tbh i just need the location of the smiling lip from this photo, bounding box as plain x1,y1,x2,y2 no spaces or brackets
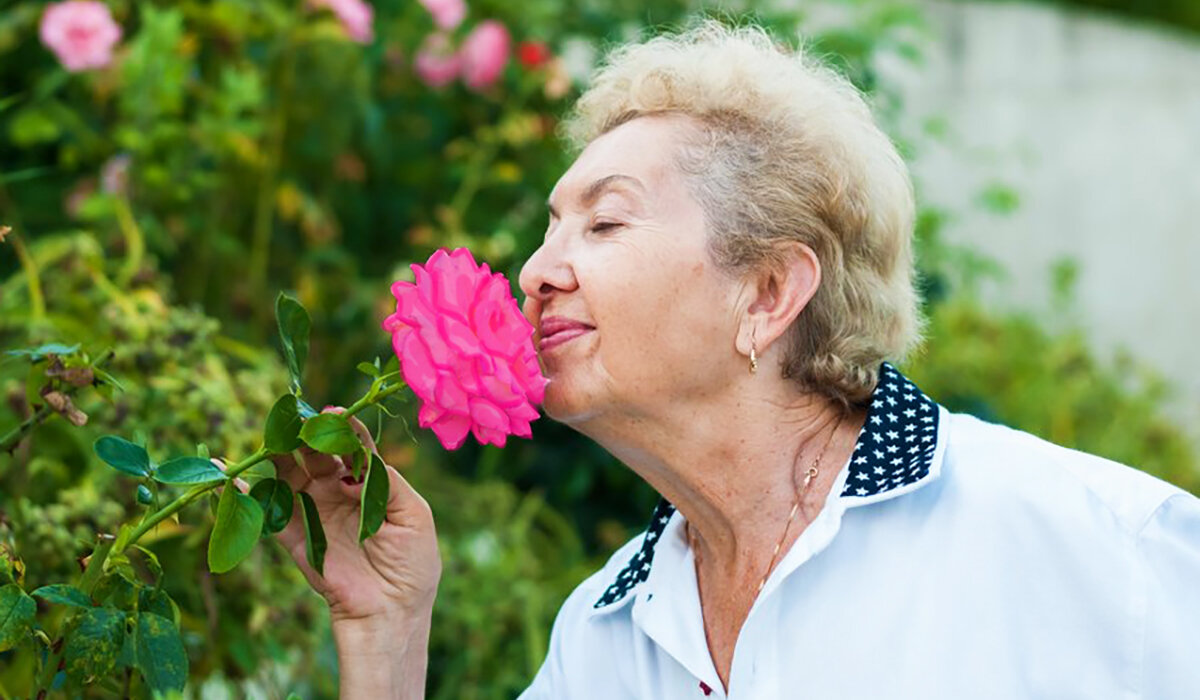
539,316,594,352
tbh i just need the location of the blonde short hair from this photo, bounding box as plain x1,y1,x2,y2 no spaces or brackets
564,22,923,409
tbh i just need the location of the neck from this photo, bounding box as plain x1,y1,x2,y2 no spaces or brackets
578,383,867,575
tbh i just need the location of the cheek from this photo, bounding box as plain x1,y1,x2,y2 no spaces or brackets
593,255,730,388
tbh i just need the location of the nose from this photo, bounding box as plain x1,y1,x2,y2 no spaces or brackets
518,233,578,312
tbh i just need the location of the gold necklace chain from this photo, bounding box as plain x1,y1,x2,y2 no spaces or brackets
686,413,845,595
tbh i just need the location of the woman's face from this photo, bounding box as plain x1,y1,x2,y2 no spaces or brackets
519,115,743,428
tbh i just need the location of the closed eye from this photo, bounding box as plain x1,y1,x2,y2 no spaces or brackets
590,221,622,233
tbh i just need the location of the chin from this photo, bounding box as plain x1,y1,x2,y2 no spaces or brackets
539,375,600,427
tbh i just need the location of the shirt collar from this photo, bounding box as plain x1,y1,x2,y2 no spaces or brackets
591,361,945,611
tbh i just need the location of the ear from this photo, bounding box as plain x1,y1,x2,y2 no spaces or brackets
736,242,821,358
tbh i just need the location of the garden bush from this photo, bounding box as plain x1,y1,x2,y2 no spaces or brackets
1,0,1194,698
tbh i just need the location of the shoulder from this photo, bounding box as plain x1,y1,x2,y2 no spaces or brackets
940,409,1190,536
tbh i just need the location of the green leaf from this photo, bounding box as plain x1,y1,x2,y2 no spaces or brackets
93,571,137,610
154,456,225,484
299,412,360,455
134,612,187,694
131,545,164,586
92,367,125,393
298,492,327,577
249,478,294,535
208,485,264,574
356,361,380,378
94,436,150,477
264,394,303,453
195,443,210,459
32,584,91,608
276,293,310,393
358,453,390,543
137,588,176,624
0,584,36,651
63,607,125,685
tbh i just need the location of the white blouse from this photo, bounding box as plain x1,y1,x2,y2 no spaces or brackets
518,364,1200,699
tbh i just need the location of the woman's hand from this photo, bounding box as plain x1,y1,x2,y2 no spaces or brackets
218,408,442,623
217,408,440,699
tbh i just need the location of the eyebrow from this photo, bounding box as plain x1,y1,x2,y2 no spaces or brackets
547,174,645,219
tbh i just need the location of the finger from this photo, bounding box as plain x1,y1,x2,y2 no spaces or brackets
378,460,429,526
275,514,326,589
345,415,378,456
274,503,307,557
329,452,424,527
297,445,345,479
211,458,250,494
321,406,378,479
270,452,312,492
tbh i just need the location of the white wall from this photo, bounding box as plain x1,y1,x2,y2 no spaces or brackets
872,0,1200,438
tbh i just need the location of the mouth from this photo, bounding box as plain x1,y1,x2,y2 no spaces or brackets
539,316,595,353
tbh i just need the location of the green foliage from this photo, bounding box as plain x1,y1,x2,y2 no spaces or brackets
208,485,266,574
0,584,36,651
0,0,1195,697
93,436,151,477
276,294,311,395
264,394,304,453
62,607,125,686
31,584,91,609
131,612,188,694
297,491,327,577
300,412,360,455
357,452,389,542
153,456,226,484
250,478,295,536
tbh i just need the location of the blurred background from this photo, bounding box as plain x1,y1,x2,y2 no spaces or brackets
1,0,1196,697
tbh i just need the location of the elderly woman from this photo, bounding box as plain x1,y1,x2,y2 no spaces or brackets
271,24,1200,699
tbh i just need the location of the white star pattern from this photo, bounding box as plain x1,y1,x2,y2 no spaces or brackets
839,362,939,500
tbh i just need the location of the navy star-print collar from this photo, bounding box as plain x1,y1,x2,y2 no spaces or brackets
593,361,943,610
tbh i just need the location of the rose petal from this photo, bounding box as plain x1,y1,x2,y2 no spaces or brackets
400,332,438,400
431,413,472,450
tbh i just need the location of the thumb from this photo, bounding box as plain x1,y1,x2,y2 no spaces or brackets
337,456,429,527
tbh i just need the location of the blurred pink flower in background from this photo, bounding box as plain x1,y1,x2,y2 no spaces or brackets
39,1,122,73
460,20,510,91
310,0,374,44
101,153,131,195
383,248,546,450
413,33,460,88
418,0,466,32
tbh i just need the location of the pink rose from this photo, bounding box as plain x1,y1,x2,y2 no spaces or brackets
310,0,374,45
413,33,460,88
39,1,122,73
418,0,466,32
459,20,510,92
383,248,546,450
